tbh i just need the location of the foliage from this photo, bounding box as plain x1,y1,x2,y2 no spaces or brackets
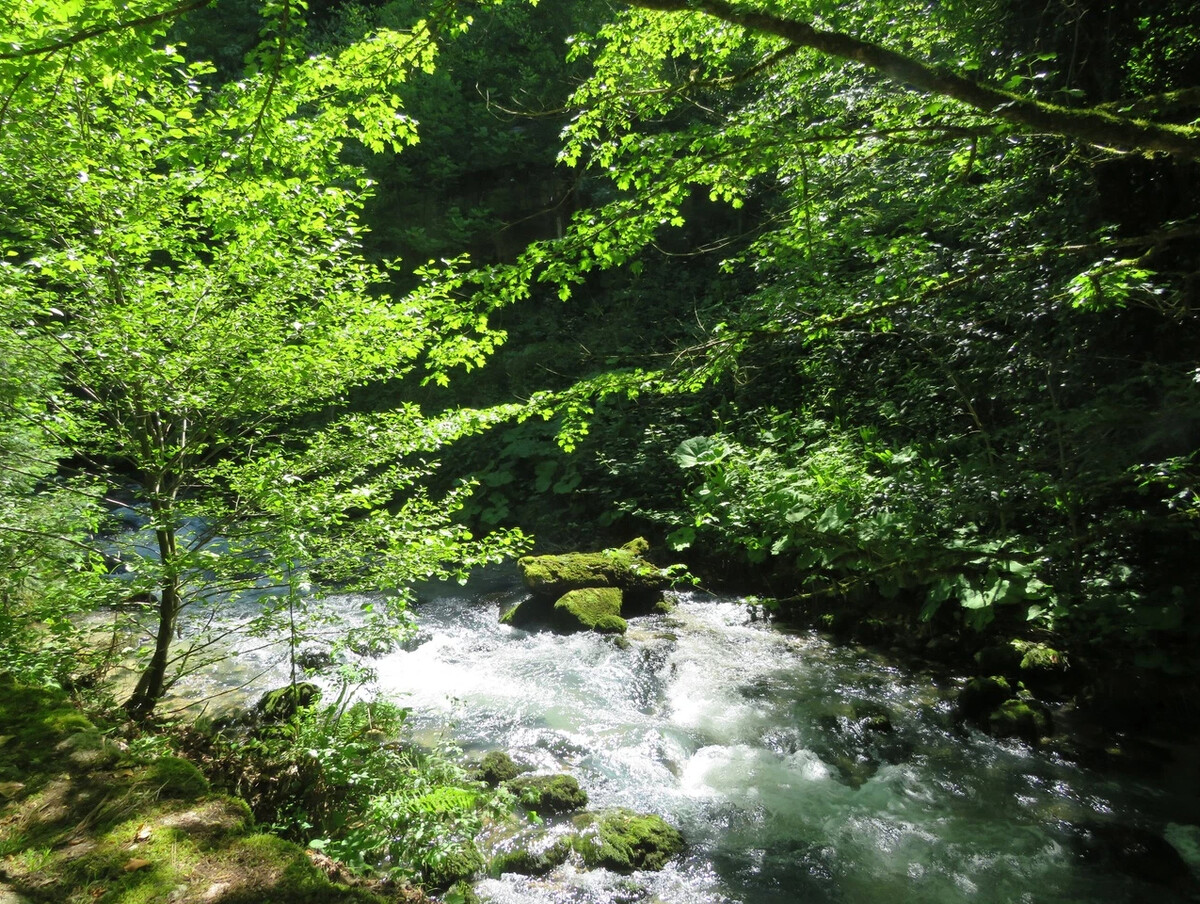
205,698,495,886
0,0,529,717
408,0,1200,690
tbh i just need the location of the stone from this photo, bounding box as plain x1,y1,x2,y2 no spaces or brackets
518,539,672,600
476,750,520,787
489,829,574,876
987,699,1052,746
954,676,1012,722
508,774,588,815
423,842,484,889
255,683,321,724
572,809,685,872
554,587,628,634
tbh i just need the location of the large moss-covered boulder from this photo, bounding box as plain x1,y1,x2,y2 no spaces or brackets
518,539,672,601
572,809,685,872
954,676,1013,722
475,750,521,787
555,587,628,634
508,774,589,815
489,828,574,877
988,698,1052,746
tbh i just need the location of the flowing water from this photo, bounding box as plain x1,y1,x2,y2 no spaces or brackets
175,570,1200,904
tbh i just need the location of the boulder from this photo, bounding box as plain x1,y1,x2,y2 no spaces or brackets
987,698,1052,746
954,676,1052,746
554,587,627,634
476,750,520,787
571,809,684,872
954,676,1013,722
423,842,484,889
489,829,574,877
518,538,672,602
255,683,321,724
508,774,589,815
1073,821,1193,887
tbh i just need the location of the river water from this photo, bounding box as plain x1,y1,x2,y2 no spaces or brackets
173,570,1200,903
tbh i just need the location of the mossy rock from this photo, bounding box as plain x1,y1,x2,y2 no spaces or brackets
499,594,555,629
256,683,322,724
974,641,1024,677
508,774,588,815
476,750,520,787
141,755,211,799
0,683,108,773
518,539,671,599
554,588,628,635
489,832,574,876
954,675,1012,722
423,841,485,889
572,809,684,872
987,699,1052,746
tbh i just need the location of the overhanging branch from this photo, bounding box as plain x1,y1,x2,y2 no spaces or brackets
627,0,1200,160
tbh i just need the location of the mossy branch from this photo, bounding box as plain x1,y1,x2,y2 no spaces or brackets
627,0,1200,160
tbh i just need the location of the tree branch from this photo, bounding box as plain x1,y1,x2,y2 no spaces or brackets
0,0,215,61
626,0,1200,160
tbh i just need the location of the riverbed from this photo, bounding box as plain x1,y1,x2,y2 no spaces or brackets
173,570,1200,903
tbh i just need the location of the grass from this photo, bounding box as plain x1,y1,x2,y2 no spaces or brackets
0,677,402,904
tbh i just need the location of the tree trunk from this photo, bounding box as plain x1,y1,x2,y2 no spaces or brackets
124,519,181,721
123,584,180,720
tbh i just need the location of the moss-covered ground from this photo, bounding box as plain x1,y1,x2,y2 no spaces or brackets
0,677,410,904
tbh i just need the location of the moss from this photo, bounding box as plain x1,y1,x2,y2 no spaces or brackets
554,588,627,634
1014,640,1067,672
955,675,1012,722
256,683,322,724
987,699,1052,746
498,594,555,629
489,836,573,876
572,809,684,872
476,750,520,787
142,756,210,800
508,774,588,815
518,539,671,598
0,680,392,904
423,841,484,889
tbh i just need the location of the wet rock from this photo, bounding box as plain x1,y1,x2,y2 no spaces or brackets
475,750,520,787
554,587,627,635
489,828,574,876
499,593,555,629
954,676,1013,722
974,642,1024,677
813,702,906,788
294,647,334,672
255,683,321,724
954,675,1052,745
986,698,1052,746
572,809,684,872
508,773,588,815
518,538,673,601
1072,821,1194,887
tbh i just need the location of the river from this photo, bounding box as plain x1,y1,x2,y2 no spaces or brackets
174,569,1200,904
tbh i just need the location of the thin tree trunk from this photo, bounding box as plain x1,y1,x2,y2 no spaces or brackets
124,517,181,721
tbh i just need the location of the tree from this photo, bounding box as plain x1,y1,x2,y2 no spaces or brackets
0,0,524,718
437,0,1199,670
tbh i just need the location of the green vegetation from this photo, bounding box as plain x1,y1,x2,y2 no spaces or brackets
0,679,389,903
571,809,686,873
553,588,628,634
506,774,589,815
2,0,1199,893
